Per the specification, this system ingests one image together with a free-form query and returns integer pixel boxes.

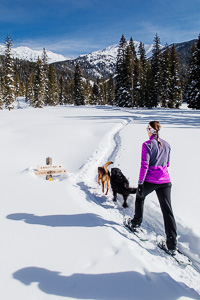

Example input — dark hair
[149,121,162,147]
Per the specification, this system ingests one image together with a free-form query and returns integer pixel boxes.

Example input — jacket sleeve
[138,143,150,185]
[167,145,171,167]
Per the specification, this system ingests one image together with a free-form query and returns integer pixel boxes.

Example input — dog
[98,161,113,195]
[110,167,137,208]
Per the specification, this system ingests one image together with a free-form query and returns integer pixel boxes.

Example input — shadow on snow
[62,107,200,128]
[6,212,116,228]
[13,266,200,300]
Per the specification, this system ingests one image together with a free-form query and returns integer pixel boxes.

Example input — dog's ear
[111,167,121,174]
[98,167,102,173]
[98,167,104,173]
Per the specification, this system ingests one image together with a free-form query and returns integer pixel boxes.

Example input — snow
[0,41,162,78]
[84,41,157,62]
[1,103,200,300]
[76,41,159,77]
[0,45,70,63]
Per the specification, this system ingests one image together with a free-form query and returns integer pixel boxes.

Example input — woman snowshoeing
[126,121,177,255]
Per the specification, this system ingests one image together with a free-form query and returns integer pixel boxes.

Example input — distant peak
[0,45,70,63]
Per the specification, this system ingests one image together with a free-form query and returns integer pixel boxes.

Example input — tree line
[0,34,200,110]
[0,36,72,109]
[73,33,200,109]
[186,34,200,109]
[115,34,183,108]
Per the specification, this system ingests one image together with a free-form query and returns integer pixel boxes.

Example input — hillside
[53,41,156,79]
[172,39,197,80]
[52,39,197,80]
[0,38,197,79]
[0,38,198,105]
[0,39,197,81]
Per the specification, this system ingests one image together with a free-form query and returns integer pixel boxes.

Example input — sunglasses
[146,127,155,134]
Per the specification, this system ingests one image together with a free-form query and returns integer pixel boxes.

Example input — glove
[137,184,144,199]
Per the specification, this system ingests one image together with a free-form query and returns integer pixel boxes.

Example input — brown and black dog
[110,167,137,208]
[98,161,113,195]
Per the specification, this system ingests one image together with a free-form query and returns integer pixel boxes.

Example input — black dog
[110,168,137,208]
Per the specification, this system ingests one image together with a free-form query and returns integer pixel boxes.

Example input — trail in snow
[68,118,200,296]
[70,118,131,185]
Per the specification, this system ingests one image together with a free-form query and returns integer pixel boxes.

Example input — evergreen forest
[0,33,200,110]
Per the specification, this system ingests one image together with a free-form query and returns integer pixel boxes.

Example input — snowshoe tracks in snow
[68,116,200,290]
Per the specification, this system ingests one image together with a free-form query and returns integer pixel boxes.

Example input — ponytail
[149,121,163,147]
[155,132,163,147]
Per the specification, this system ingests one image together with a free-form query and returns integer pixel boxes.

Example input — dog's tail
[128,187,137,194]
[104,161,113,172]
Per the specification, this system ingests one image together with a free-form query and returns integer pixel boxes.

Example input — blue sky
[0,0,199,58]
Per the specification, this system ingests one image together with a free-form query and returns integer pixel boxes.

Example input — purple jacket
[138,135,171,185]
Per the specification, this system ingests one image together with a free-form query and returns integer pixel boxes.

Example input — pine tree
[133,57,140,107]
[129,37,137,107]
[129,37,137,60]
[47,64,58,106]
[58,76,67,105]
[151,33,162,107]
[74,63,85,105]
[145,60,154,108]
[186,44,196,107]
[33,57,45,108]
[84,78,92,105]
[19,81,25,97]
[98,79,105,105]
[119,45,133,106]
[14,75,20,98]
[0,78,3,109]
[169,44,182,108]
[26,74,34,105]
[106,76,115,105]
[91,82,99,105]
[138,42,147,107]
[42,47,48,65]
[187,34,200,109]
[115,34,127,106]
[161,44,171,107]
[41,48,49,104]
[68,78,75,104]
[3,35,15,110]
[115,35,138,107]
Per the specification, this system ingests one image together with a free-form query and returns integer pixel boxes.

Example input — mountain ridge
[0,45,70,64]
[53,39,196,79]
[0,38,197,79]
[52,41,158,78]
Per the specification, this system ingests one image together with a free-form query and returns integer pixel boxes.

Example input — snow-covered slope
[74,41,158,77]
[0,45,70,63]
[0,41,159,76]
[1,104,200,300]
[81,41,155,63]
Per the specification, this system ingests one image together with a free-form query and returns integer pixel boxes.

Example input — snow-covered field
[1,101,200,300]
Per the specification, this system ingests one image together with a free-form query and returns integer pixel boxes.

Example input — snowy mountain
[80,41,155,64]
[0,39,194,79]
[53,41,157,78]
[78,44,119,77]
[53,39,195,79]
[0,45,70,64]
[75,41,155,77]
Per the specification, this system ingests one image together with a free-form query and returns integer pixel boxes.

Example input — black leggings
[132,181,177,250]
